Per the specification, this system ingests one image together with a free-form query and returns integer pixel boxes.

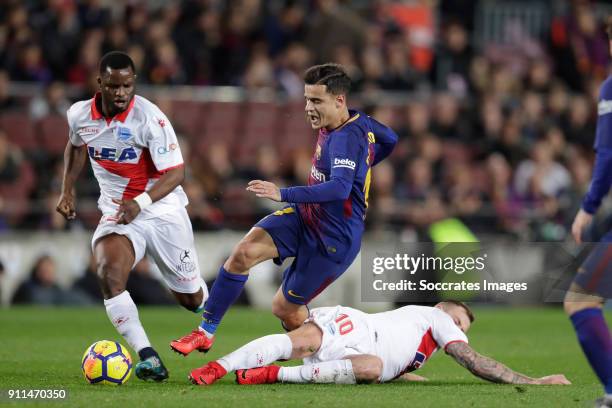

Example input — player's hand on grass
[571,208,593,244]
[246,180,281,202]
[399,373,429,382]
[112,198,141,224]
[533,374,571,385]
[56,193,76,220]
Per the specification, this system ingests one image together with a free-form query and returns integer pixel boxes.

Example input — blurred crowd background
[1,0,612,304]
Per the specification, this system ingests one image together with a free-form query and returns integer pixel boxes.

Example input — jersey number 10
[335,314,354,336]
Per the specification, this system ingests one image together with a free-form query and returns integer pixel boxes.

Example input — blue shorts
[574,230,612,299]
[255,206,360,305]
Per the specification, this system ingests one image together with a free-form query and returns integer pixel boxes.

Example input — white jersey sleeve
[141,110,183,172]
[431,308,468,350]
[66,103,85,146]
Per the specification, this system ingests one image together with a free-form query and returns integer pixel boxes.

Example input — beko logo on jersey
[88,146,137,161]
[333,158,356,170]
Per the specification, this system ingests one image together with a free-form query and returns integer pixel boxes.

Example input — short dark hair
[99,51,135,75]
[304,63,351,95]
[443,300,475,323]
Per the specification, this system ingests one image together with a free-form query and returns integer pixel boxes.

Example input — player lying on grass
[188,301,570,386]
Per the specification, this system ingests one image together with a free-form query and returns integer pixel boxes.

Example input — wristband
[133,192,153,210]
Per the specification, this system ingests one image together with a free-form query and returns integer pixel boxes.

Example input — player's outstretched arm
[56,141,87,220]
[445,342,570,385]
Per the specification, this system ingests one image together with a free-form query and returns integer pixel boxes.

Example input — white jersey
[307,305,468,382]
[67,94,187,220]
[368,305,468,380]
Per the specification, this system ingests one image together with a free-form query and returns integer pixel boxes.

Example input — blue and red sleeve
[280,130,363,203]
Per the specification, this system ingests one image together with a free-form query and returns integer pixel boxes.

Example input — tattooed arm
[445,342,570,385]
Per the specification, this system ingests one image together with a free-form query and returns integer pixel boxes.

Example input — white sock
[104,290,151,353]
[217,334,292,372]
[278,360,355,384]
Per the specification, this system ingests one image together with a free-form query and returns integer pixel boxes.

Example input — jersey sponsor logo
[157,143,178,155]
[176,249,196,274]
[88,146,138,162]
[310,165,326,182]
[116,126,132,141]
[333,157,356,170]
[77,127,100,136]
[404,328,438,373]
[180,249,191,262]
[409,351,427,370]
[598,99,612,115]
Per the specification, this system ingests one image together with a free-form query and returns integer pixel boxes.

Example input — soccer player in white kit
[188,301,569,386]
[56,51,208,381]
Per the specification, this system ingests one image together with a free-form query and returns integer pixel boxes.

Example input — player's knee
[288,323,322,357]
[226,240,260,272]
[96,260,126,298]
[353,357,383,383]
[563,297,602,316]
[272,305,303,331]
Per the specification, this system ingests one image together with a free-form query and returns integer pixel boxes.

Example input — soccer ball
[81,340,132,385]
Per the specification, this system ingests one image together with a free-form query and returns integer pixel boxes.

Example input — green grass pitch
[0,306,607,407]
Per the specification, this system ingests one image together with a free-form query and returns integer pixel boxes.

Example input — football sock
[104,290,151,355]
[199,266,248,335]
[570,308,612,393]
[217,334,292,372]
[138,347,158,361]
[278,359,355,384]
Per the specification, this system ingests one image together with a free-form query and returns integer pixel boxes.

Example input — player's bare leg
[96,234,168,381]
[171,227,278,356]
[171,288,206,313]
[271,287,309,331]
[563,282,604,316]
[224,227,279,274]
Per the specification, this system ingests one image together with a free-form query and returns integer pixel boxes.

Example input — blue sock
[200,266,248,335]
[570,308,612,393]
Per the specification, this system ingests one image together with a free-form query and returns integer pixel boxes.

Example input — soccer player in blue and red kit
[566,19,612,408]
[170,63,398,363]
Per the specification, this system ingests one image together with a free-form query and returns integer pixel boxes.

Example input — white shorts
[304,306,376,365]
[92,207,205,294]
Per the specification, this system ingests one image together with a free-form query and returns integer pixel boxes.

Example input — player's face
[451,307,471,333]
[304,84,345,130]
[439,304,472,333]
[98,67,136,114]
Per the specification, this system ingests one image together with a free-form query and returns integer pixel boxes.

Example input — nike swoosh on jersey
[287,290,304,299]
